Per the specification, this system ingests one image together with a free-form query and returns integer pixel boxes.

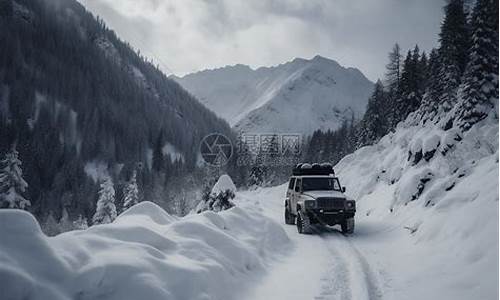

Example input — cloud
[78,0,445,81]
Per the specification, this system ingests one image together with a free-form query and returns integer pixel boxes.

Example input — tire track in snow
[314,227,383,300]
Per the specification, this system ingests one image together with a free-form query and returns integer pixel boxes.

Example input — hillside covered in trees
[304,0,497,167]
[0,0,237,231]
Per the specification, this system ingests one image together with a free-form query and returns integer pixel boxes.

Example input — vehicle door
[286,177,295,208]
[291,178,302,214]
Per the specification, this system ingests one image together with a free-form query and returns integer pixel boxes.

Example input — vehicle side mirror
[295,186,300,192]
[342,186,346,193]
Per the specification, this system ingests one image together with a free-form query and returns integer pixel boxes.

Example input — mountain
[0,0,233,222]
[173,56,373,135]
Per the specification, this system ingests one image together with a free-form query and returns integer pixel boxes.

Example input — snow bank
[335,119,498,299]
[0,201,289,300]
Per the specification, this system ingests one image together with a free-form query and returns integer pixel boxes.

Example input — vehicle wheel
[296,211,312,234]
[284,205,295,225]
[341,217,355,234]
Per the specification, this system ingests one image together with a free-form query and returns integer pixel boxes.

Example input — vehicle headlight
[345,200,356,210]
[305,200,316,209]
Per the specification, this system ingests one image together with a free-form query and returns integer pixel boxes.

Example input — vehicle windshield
[302,177,341,192]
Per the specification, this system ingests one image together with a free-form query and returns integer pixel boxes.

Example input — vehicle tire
[296,211,312,234]
[341,217,355,234]
[284,204,295,225]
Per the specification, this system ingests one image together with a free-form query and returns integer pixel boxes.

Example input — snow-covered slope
[173,56,373,134]
[238,113,498,299]
[334,116,498,299]
[0,201,289,300]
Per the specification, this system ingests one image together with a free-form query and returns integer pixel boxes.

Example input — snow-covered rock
[0,201,289,300]
[173,56,373,135]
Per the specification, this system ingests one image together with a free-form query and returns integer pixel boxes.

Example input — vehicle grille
[316,197,345,209]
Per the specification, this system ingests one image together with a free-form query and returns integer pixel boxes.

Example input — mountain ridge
[172,55,373,135]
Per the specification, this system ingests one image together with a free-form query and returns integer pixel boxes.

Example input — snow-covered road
[237,186,384,300]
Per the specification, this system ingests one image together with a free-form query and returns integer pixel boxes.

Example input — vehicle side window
[295,179,302,192]
[288,178,296,190]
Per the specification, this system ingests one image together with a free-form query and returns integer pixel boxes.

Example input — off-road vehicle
[284,163,356,234]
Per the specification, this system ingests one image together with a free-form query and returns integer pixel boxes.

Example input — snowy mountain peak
[173,56,373,135]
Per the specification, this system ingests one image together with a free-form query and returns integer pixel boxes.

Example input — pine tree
[152,131,165,172]
[456,0,498,130]
[248,162,267,187]
[437,0,471,112]
[358,81,389,147]
[419,48,442,121]
[0,146,30,209]
[0,0,13,17]
[417,50,429,94]
[384,44,403,129]
[123,170,139,210]
[396,45,423,124]
[385,43,403,93]
[92,177,117,225]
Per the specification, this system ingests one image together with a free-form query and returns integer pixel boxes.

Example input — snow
[335,118,498,299]
[235,113,498,299]
[0,201,289,300]
[236,186,335,300]
[237,186,384,300]
[0,118,496,299]
[173,56,373,135]
[211,174,237,195]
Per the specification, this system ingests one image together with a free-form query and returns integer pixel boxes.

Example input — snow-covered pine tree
[59,207,74,232]
[196,174,236,213]
[436,0,471,113]
[248,145,269,187]
[455,0,498,130]
[92,177,117,225]
[122,170,139,211]
[418,48,442,121]
[73,215,88,230]
[0,146,30,209]
[43,212,60,236]
[248,163,267,187]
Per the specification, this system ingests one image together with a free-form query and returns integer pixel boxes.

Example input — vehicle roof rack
[292,163,335,176]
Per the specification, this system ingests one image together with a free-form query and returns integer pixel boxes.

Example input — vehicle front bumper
[305,208,355,225]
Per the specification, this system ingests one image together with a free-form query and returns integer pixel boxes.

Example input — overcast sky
[78,0,446,81]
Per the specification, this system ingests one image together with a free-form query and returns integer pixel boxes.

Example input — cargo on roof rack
[292,163,335,176]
